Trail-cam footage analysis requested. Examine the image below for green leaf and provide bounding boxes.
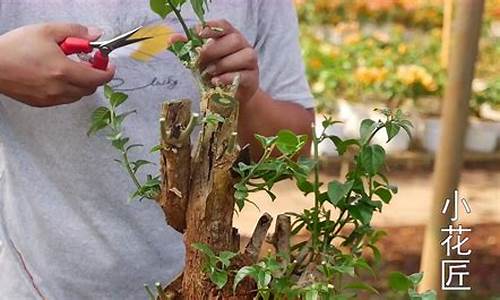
[344,282,379,295]
[234,266,257,291]
[408,289,437,300]
[304,289,319,300]
[354,258,376,277]
[327,180,353,205]
[104,85,113,99]
[150,144,162,153]
[408,272,424,286]
[328,136,346,155]
[112,137,129,150]
[257,271,272,289]
[332,265,356,277]
[126,144,144,152]
[359,119,376,143]
[110,92,128,108]
[348,203,373,225]
[143,176,161,188]
[360,145,385,176]
[385,122,400,142]
[388,272,414,292]
[367,244,382,265]
[132,160,153,174]
[209,270,228,289]
[276,130,305,155]
[87,120,108,136]
[374,187,392,204]
[192,243,215,258]
[90,106,110,123]
[255,134,277,149]
[150,0,170,18]
[190,0,209,24]
[204,112,225,125]
[218,251,237,268]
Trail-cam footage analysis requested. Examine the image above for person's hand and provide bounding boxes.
[171,19,259,104]
[0,23,115,107]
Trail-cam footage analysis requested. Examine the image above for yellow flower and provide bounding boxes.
[355,66,388,85]
[329,46,341,58]
[396,64,437,92]
[344,33,361,45]
[309,58,323,70]
[397,44,408,55]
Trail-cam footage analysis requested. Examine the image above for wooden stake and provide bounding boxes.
[419,1,484,298]
[440,0,454,68]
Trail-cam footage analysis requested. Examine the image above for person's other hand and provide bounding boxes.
[0,23,115,107]
[171,19,259,104]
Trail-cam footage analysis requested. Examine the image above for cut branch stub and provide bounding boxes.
[159,99,192,233]
[244,213,274,262]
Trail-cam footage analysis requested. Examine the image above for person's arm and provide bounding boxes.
[0,23,114,107]
[238,89,314,158]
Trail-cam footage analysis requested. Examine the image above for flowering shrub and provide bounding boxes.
[302,24,444,112]
[296,0,443,29]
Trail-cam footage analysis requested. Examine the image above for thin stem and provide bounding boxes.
[122,150,142,190]
[167,0,193,40]
[312,124,321,253]
[364,123,385,146]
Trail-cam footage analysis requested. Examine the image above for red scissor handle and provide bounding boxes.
[91,51,109,70]
[60,37,93,55]
[59,37,109,70]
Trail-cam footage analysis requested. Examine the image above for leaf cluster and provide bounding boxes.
[88,85,160,201]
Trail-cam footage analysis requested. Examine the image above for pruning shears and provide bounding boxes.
[59,26,152,70]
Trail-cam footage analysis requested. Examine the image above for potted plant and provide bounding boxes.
[86,2,436,298]
[466,79,500,153]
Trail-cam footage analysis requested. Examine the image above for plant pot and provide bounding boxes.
[369,111,411,153]
[372,129,411,153]
[422,117,499,153]
[465,119,498,153]
[422,117,441,153]
[337,99,375,138]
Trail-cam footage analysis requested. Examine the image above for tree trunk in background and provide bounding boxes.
[419,1,484,298]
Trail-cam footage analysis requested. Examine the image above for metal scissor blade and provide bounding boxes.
[90,26,152,52]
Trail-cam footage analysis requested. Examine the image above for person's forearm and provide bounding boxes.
[238,88,314,160]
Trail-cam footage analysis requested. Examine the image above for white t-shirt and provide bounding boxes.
[0,1,313,299]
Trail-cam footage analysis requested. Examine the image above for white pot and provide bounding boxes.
[465,120,498,153]
[337,99,375,139]
[372,129,411,153]
[422,117,442,153]
[423,117,499,153]
[369,111,412,153]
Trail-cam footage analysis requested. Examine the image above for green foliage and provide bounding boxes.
[471,79,500,118]
[88,85,160,201]
[192,243,238,290]
[233,130,312,211]
[389,271,437,300]
[216,109,423,299]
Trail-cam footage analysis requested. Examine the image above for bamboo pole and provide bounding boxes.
[419,1,484,298]
[440,0,454,68]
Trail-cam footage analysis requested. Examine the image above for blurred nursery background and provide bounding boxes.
[235,1,500,299]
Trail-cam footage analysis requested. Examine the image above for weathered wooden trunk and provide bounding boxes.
[157,92,290,299]
[158,95,244,299]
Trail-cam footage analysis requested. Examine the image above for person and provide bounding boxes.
[0,1,314,299]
